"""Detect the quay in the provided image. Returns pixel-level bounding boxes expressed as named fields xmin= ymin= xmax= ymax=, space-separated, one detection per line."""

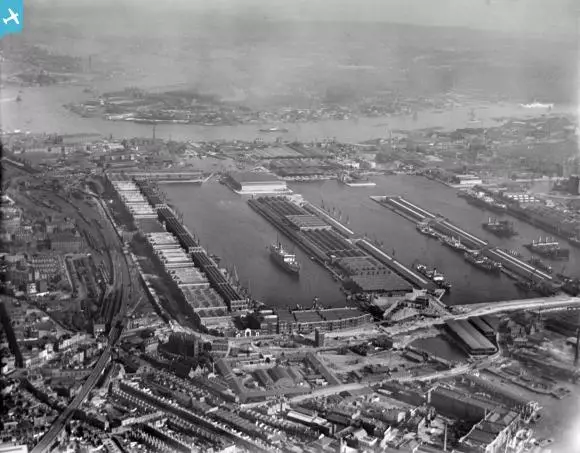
xmin=371 ymin=196 xmax=553 ymax=283
xmin=302 ymin=202 xmax=355 ymax=236
xmin=248 ymin=196 xmax=432 ymax=293
xmin=121 ymin=171 xmax=210 ymax=184
xmin=355 ymin=239 xmax=433 ymax=289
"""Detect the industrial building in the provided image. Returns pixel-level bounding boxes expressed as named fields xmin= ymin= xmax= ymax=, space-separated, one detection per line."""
xmin=445 ymin=319 xmax=497 ymax=356
xmin=225 ymin=171 xmax=289 ymax=195
xmin=428 ymin=386 xmax=499 ymax=422
xmin=459 ymin=409 xmax=520 ymax=453
xmin=107 ymin=173 xmax=246 ymax=329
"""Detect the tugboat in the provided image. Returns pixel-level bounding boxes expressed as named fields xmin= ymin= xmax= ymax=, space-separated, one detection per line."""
xmin=464 ymin=251 xmax=502 ymax=274
xmin=415 ymin=264 xmax=452 ymax=290
xmin=482 ymin=217 xmax=517 ymax=237
xmin=523 ymin=237 xmax=570 ymax=260
xmin=441 ymin=236 xmax=469 ymax=253
xmin=269 ymin=239 xmax=300 ymax=275
xmin=527 ymin=256 xmax=553 ymax=274
xmin=416 ymin=222 xmax=440 ymax=239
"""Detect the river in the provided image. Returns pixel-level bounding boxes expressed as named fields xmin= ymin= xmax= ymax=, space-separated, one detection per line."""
xmin=0 ymin=84 xmax=573 ymax=142
xmin=161 ymin=175 xmax=580 ymax=309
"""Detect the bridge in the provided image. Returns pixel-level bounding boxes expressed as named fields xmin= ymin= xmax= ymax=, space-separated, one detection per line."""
xmin=454 ymin=295 xmax=580 ymax=318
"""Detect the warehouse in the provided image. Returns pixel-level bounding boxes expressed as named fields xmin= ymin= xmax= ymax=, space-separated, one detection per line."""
xmin=225 ymin=172 xmax=289 ymax=194
xmin=445 ymin=319 xmax=497 ymax=356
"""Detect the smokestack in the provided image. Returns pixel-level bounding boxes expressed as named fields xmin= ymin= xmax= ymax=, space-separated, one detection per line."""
xmin=443 ymin=423 xmax=448 ymax=452
xmin=575 ymin=328 xmax=580 ymax=367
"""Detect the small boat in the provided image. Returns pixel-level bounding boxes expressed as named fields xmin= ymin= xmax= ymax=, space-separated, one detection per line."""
xmin=415 ymin=264 xmax=452 ymax=290
xmin=416 ymin=222 xmax=439 ymax=239
xmin=441 ymin=236 xmax=469 ymax=252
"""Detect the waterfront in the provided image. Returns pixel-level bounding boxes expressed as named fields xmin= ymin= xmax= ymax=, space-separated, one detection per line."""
xmin=163 ymin=175 xmax=580 ymax=309
xmin=1 ymin=84 xmax=573 ymax=142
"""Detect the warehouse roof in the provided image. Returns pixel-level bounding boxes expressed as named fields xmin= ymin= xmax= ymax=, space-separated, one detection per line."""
xmin=230 ymin=171 xmax=281 ymax=183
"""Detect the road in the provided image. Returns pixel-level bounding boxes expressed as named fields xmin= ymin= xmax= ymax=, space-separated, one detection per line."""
xmin=454 ymin=295 xmax=580 ymax=318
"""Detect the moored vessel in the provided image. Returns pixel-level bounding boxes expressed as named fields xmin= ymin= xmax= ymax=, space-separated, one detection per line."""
xmin=415 ymin=264 xmax=452 ymax=290
xmin=464 ymin=251 xmax=502 ymax=274
xmin=441 ymin=235 xmax=469 ymax=252
xmin=523 ymin=237 xmax=570 ymax=260
xmin=416 ymin=222 xmax=440 ymax=239
xmin=338 ymin=172 xmax=376 ymax=187
xmin=460 ymin=189 xmax=507 ymax=213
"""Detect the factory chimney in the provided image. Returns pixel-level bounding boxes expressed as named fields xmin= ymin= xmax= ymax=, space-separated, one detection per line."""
xmin=575 ymin=328 xmax=580 ymax=367
xmin=443 ymin=423 xmax=448 ymax=452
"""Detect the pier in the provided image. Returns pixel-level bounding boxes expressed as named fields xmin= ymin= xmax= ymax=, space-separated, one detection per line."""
xmin=301 ymin=202 xmax=355 ymax=236
xmin=355 ymin=239 xmax=434 ymax=289
xmin=248 ymin=196 xmax=432 ymax=293
xmin=371 ymin=195 xmax=553 ymax=283
xmin=121 ymin=171 xmax=210 ymax=183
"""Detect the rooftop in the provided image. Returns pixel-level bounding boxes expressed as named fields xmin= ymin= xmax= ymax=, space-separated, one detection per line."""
xmin=229 ymin=171 xmax=281 ymax=184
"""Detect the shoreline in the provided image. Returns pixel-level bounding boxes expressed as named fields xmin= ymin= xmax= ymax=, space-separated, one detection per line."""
xmin=1 ymin=84 xmax=575 ymax=141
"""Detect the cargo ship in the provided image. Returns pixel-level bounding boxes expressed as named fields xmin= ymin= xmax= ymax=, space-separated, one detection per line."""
xmin=338 ymin=173 xmax=376 ymax=187
xmin=526 ymin=256 xmax=553 ymax=274
xmin=459 ymin=189 xmax=507 ymax=213
xmin=440 ymin=236 xmax=469 ymax=253
xmin=416 ymin=222 xmax=440 ymax=239
xmin=270 ymin=240 xmax=300 ymax=275
xmin=523 ymin=237 xmax=570 ymax=260
xmin=482 ymin=217 xmax=517 ymax=237
xmin=464 ymin=252 xmax=502 ymax=274
xmin=415 ymin=264 xmax=452 ymax=290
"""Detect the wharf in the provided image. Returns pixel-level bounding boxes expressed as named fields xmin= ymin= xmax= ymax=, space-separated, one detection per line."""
xmin=371 ymin=196 xmax=553 ymax=283
xmin=248 ymin=196 xmax=424 ymax=293
xmin=302 ymin=202 xmax=354 ymax=236
xmin=121 ymin=171 xmax=210 ymax=184
xmin=355 ymin=239 xmax=434 ymax=290
xmin=247 ymin=198 xmax=344 ymax=282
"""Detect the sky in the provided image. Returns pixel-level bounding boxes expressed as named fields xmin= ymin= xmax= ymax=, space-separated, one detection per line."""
xmin=34 ymin=0 xmax=579 ymax=40
xmin=165 ymin=0 xmax=579 ymax=39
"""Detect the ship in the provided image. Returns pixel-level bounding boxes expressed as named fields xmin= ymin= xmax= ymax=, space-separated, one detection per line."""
xmin=464 ymin=252 xmax=502 ymax=274
xmin=459 ymin=190 xmax=507 ymax=213
xmin=482 ymin=217 xmax=517 ymax=237
xmin=415 ymin=264 xmax=452 ymax=290
xmin=416 ymin=222 xmax=439 ymax=239
xmin=259 ymin=127 xmax=289 ymax=133
xmin=269 ymin=240 xmax=300 ymax=275
xmin=526 ymin=256 xmax=553 ymax=274
xmin=523 ymin=237 xmax=570 ymax=260
xmin=338 ymin=172 xmax=376 ymax=187
xmin=568 ymin=236 xmax=580 ymax=248
xmin=441 ymin=235 xmax=469 ymax=253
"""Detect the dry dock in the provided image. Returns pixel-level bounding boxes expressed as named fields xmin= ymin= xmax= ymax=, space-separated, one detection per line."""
xmin=371 ymin=195 xmax=553 ymax=283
